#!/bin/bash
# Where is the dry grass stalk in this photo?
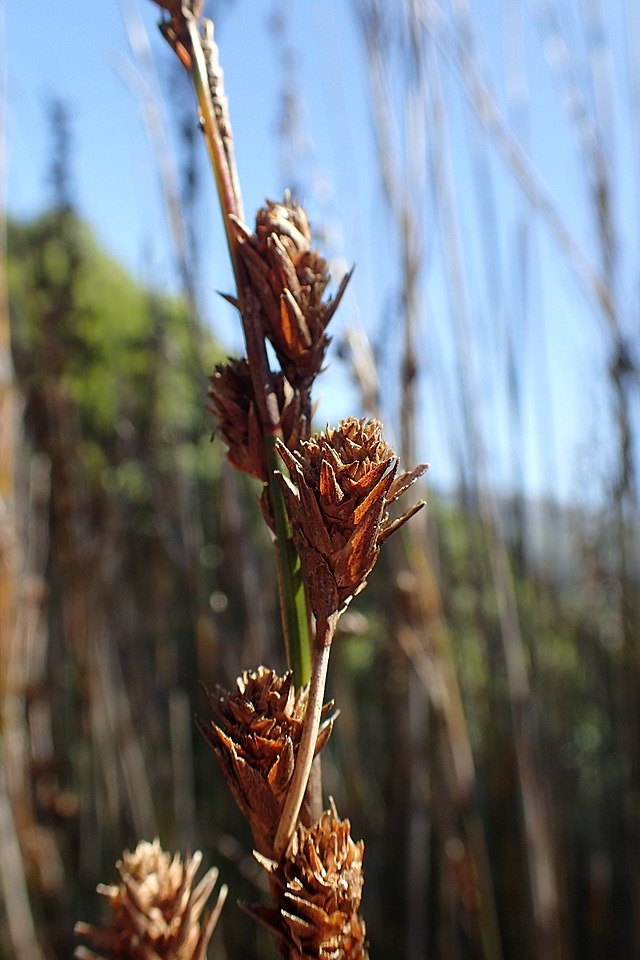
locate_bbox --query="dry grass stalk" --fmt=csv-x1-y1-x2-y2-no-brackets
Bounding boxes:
74,838,227,960
151,2,315,676
0,91,45,958
116,5,430,956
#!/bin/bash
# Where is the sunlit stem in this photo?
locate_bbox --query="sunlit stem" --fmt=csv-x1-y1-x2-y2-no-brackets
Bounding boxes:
265,440,311,685
273,613,338,858
185,15,241,280
184,12,310,687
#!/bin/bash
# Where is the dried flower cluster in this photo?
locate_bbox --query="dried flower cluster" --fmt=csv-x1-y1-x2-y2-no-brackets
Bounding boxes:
247,804,369,960
230,196,351,393
211,195,352,479
74,839,227,960
276,417,428,619
198,667,335,857
208,358,305,481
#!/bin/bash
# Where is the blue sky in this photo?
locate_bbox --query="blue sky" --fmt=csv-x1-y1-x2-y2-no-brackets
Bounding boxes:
5,0,639,507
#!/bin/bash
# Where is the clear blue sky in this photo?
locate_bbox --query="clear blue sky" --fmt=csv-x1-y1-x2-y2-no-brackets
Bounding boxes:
5,0,639,507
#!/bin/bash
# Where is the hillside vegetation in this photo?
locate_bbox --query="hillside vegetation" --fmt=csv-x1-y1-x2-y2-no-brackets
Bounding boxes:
3,204,639,959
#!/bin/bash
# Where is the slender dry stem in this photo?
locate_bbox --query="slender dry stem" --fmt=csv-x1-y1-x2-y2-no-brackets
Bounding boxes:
274,613,338,858
177,9,311,684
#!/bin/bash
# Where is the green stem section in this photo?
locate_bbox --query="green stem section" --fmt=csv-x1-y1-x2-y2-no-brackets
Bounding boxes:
265,439,311,686
184,13,310,686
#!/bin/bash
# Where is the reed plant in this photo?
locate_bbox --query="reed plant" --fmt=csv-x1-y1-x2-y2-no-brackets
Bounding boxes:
75,3,427,958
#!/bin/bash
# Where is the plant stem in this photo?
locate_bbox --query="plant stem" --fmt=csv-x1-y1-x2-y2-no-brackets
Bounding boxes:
185,14,240,277
266,441,311,684
273,613,337,858
184,12,310,686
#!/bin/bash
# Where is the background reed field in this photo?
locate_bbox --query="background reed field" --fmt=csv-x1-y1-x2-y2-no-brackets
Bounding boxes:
1,1,639,958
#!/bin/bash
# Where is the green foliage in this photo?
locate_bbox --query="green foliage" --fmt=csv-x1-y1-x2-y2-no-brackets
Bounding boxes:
8,210,219,482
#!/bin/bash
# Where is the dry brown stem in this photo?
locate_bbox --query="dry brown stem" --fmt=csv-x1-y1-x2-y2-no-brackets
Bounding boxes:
273,615,338,860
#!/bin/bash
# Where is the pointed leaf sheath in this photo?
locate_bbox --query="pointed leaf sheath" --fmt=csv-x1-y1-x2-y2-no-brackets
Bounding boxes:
198,668,335,857
276,417,428,620
74,839,226,960
245,803,369,960
153,1,204,70
229,195,352,390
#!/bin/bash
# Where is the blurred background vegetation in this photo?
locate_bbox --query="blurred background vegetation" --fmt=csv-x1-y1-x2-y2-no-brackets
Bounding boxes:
1,2,639,959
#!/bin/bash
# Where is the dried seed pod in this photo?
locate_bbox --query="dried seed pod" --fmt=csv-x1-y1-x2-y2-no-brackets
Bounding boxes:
208,358,307,481
74,839,227,960
208,357,265,479
230,195,351,390
198,668,335,857
246,802,369,960
276,417,428,620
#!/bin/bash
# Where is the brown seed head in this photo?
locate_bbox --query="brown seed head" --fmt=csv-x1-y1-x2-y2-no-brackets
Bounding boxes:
74,839,226,960
197,668,335,857
246,803,369,960
208,358,306,481
276,417,428,619
230,195,351,389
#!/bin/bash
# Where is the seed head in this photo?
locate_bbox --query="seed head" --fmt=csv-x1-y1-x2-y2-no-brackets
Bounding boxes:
230,195,351,390
197,668,335,857
208,358,306,481
276,417,428,620
74,839,226,960
246,802,369,960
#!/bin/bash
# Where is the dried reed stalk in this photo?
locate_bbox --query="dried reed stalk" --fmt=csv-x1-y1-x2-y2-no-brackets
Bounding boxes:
355,6,504,957
426,36,563,960
135,6,429,957
0,84,62,958
156,1,311,685
0,118,48,958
